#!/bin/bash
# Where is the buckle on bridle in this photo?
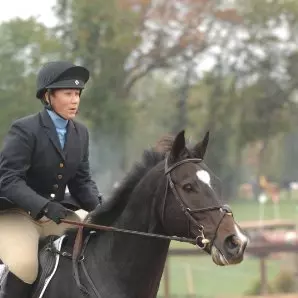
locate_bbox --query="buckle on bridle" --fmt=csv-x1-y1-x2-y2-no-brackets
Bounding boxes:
195,225,210,249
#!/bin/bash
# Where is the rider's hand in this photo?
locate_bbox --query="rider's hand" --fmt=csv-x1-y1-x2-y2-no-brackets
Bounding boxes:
43,201,69,224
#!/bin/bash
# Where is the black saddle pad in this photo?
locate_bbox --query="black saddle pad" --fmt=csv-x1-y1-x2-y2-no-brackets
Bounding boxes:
31,235,62,298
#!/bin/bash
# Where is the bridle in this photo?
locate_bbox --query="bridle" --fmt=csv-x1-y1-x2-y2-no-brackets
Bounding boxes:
58,155,229,297
62,156,228,248
61,156,227,248
163,155,225,249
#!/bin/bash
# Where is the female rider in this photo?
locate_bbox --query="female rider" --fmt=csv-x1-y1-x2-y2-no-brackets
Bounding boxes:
0,60,102,297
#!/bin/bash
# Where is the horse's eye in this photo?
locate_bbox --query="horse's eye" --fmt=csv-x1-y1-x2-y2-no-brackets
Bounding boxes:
183,183,193,192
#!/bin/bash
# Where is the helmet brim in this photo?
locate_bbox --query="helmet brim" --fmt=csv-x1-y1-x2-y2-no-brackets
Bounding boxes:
36,65,89,99
46,78,85,90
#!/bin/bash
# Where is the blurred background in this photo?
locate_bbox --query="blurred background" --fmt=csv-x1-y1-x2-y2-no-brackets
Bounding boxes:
1,0,298,297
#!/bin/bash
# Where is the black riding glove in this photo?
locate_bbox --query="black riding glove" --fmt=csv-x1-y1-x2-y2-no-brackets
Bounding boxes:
43,201,69,224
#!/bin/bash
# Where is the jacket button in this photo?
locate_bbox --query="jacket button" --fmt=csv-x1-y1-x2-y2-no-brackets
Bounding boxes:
57,174,63,179
53,184,58,189
59,163,64,168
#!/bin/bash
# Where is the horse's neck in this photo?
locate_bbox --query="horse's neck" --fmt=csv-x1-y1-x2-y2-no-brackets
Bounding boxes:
90,173,170,298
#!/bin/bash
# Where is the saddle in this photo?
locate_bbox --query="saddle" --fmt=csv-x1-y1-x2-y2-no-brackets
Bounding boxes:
31,235,68,298
0,264,7,284
0,235,68,298
0,207,97,297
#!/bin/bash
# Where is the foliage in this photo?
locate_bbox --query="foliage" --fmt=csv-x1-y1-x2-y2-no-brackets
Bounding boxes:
52,0,241,182
1,0,298,194
272,270,295,293
245,269,296,295
244,278,274,295
0,18,63,143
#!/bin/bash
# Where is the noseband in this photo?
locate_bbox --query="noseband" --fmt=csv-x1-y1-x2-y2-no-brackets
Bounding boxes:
163,156,225,249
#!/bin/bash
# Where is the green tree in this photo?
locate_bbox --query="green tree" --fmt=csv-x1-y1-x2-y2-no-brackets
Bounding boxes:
0,17,63,143
53,0,241,184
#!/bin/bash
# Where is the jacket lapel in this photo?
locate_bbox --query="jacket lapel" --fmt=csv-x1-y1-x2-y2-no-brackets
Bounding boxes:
40,109,65,160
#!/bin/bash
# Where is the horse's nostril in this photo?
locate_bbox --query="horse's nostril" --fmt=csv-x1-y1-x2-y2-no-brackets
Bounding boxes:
225,235,241,251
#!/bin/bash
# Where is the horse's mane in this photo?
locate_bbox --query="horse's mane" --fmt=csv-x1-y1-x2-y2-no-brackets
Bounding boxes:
89,148,166,226
63,136,173,241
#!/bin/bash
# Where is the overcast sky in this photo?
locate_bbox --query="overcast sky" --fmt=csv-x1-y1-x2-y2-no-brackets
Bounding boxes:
0,0,57,26
0,0,218,73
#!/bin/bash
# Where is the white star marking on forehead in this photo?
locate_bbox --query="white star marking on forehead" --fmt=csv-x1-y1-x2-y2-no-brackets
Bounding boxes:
196,170,212,188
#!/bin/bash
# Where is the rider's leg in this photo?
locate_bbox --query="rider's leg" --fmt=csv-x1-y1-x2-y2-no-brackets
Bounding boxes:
0,210,40,297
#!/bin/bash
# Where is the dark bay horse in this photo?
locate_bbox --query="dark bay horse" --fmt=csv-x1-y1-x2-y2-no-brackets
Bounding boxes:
36,130,248,297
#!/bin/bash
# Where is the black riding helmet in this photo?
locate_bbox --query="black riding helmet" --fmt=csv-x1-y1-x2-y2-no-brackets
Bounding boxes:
36,61,90,114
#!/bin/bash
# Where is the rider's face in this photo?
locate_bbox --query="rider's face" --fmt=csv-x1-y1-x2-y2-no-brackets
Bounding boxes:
47,89,81,120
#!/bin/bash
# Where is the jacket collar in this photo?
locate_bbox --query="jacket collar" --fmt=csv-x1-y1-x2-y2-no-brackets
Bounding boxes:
40,109,80,161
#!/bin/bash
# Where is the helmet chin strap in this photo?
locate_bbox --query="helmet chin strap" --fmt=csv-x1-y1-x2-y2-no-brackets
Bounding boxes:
42,89,69,121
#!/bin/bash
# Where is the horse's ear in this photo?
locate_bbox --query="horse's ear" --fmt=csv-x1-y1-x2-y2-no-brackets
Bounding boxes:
193,131,209,159
169,130,186,161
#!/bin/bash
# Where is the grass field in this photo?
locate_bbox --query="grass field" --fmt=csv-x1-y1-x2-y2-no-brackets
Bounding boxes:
157,197,298,297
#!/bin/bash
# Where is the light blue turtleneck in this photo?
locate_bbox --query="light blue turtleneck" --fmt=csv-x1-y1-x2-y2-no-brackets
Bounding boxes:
47,109,69,149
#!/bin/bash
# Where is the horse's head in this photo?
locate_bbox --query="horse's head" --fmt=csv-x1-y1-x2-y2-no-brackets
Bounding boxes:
160,130,248,266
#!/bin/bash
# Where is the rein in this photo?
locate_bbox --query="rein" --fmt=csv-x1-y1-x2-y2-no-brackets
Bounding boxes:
58,219,197,298
61,219,197,244
61,156,217,247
